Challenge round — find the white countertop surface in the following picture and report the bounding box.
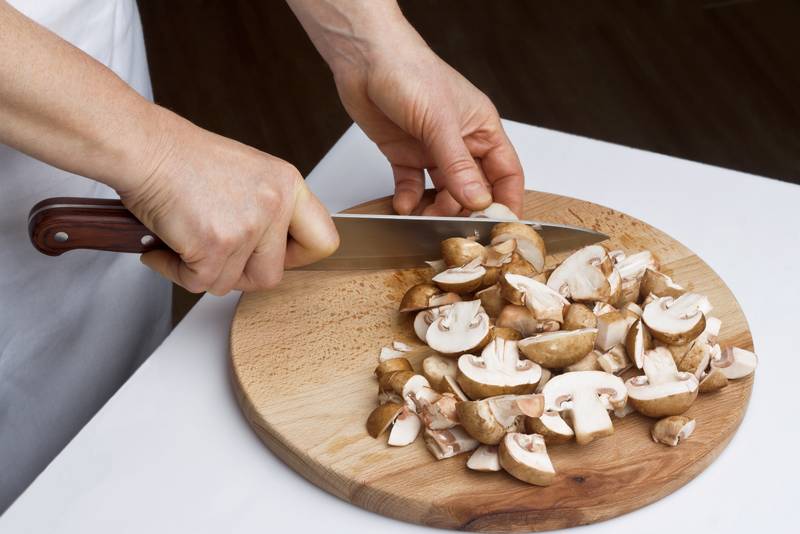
[3,121,799,533]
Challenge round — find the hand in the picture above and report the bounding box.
[331,36,525,216]
[119,108,339,295]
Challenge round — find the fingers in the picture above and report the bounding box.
[477,127,525,216]
[424,122,493,211]
[283,178,339,269]
[391,164,425,215]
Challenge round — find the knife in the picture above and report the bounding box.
[27,197,607,270]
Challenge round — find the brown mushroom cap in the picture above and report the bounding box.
[441,237,486,267]
[525,411,575,444]
[456,338,542,400]
[546,245,612,302]
[643,295,707,345]
[625,348,699,417]
[490,223,546,272]
[475,284,505,318]
[498,433,555,486]
[518,328,598,369]
[562,303,597,331]
[366,402,405,438]
[400,283,441,313]
[457,399,509,445]
[432,259,487,293]
[564,350,603,372]
[651,416,695,447]
[374,358,413,379]
[699,366,729,393]
[490,326,524,341]
[639,269,686,300]
[422,355,458,390]
[496,305,541,338]
[501,252,538,279]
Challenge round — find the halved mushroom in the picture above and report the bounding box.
[457,394,545,444]
[542,370,627,445]
[457,338,542,399]
[710,346,758,379]
[639,269,685,300]
[374,357,413,379]
[490,326,524,342]
[651,416,695,447]
[470,202,519,220]
[496,305,541,337]
[475,284,505,317]
[642,294,707,345]
[466,445,502,472]
[422,355,458,390]
[626,347,699,417]
[413,305,450,342]
[699,366,729,393]
[597,345,631,375]
[518,328,598,369]
[490,223,546,272]
[704,316,722,345]
[547,245,612,302]
[425,259,447,275]
[562,303,597,331]
[498,433,556,486]
[414,389,460,430]
[503,273,569,322]
[441,237,486,267]
[676,339,712,379]
[607,267,623,306]
[564,349,602,372]
[400,283,461,313]
[439,375,470,401]
[432,259,486,293]
[615,251,658,304]
[595,311,630,351]
[501,252,538,279]
[483,239,516,267]
[525,411,574,444]
[625,318,653,369]
[423,426,479,460]
[426,301,490,355]
[387,407,422,446]
[366,402,405,438]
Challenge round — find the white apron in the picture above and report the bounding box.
[0,0,171,511]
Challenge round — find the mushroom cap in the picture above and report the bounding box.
[504,273,569,323]
[426,301,491,355]
[498,433,555,486]
[490,223,546,272]
[470,203,519,220]
[456,399,508,445]
[456,338,542,400]
[496,305,541,337]
[651,416,695,447]
[400,283,442,313]
[625,318,652,369]
[490,326,524,342]
[374,357,413,379]
[466,445,502,472]
[518,328,598,369]
[387,408,422,446]
[366,402,405,438]
[639,268,685,300]
[441,237,486,267]
[422,355,458,390]
[699,366,729,393]
[562,303,597,331]
[525,411,575,444]
[475,283,505,317]
[626,348,699,417]
[564,349,603,372]
[710,346,758,379]
[500,252,539,280]
[643,295,707,345]
[547,245,612,302]
[432,260,486,293]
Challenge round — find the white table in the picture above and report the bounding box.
[3,121,798,533]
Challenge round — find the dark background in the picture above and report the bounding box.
[137,0,800,320]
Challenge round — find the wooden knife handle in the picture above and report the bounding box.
[28,197,167,256]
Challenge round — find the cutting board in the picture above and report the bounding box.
[230,191,754,532]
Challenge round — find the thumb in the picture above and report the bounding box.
[283,179,340,269]
[425,124,492,211]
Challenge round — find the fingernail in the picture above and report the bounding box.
[463,182,492,206]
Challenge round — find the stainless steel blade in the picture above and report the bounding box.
[296,214,608,271]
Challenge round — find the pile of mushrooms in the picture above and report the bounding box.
[366,205,757,486]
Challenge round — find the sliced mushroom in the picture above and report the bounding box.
[439,375,470,401]
[623,302,643,318]
[562,303,597,330]
[400,283,445,313]
[423,426,479,460]
[642,295,706,345]
[432,259,486,293]
[564,349,603,372]
[425,259,447,275]
[525,411,575,444]
[676,339,712,379]
[387,408,422,446]
[496,305,541,337]
[547,245,612,302]
[607,267,623,306]
[475,283,505,317]
[490,326,524,342]
[597,345,632,375]
[518,328,598,369]
[413,305,450,342]
[698,366,729,393]
[366,402,405,438]
[626,347,699,417]
[704,316,722,345]
[501,252,538,279]
[441,237,486,267]
[374,357,413,379]
[426,301,490,355]
[710,346,758,379]
[616,250,658,280]
[378,345,407,362]
[421,355,457,390]
[498,433,556,486]
[470,202,519,220]
[639,269,685,300]
[457,394,545,444]
[483,240,516,268]
[542,370,627,445]
[457,337,542,399]
[595,311,630,351]
[503,273,569,322]
[625,318,653,369]
[651,416,695,447]
[534,368,552,393]
[414,390,460,430]
[490,223,546,272]
[466,445,502,472]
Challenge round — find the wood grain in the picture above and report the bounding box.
[230,191,754,532]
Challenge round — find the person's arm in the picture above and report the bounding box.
[287,0,525,216]
[0,1,338,295]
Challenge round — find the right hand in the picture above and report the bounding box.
[119,107,339,296]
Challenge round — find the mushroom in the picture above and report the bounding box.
[413,389,460,430]
[503,273,570,323]
[564,349,603,372]
[639,269,685,300]
[642,294,707,345]
[698,366,729,393]
[498,433,556,486]
[432,259,486,293]
[625,318,653,369]
[623,302,643,319]
[439,375,470,401]
[534,368,552,393]
[562,303,597,330]
[704,316,722,345]
[483,240,516,267]
[593,302,617,316]
[615,251,658,304]
[426,301,490,355]
[425,259,447,275]
[525,411,575,444]
[547,245,612,302]
[423,426,479,460]
[490,326,524,342]
[625,347,699,417]
[378,345,407,362]
[441,237,486,267]
[374,357,413,379]
[518,328,598,369]
[457,394,545,444]
[542,370,627,445]
[366,402,405,438]
[399,283,461,313]
[496,305,542,337]
[597,345,632,375]
[387,407,422,446]
[501,252,538,279]
[651,416,695,447]
[595,311,630,351]
[710,346,758,379]
[676,339,712,379]
[456,337,542,399]
[607,267,623,306]
[422,355,457,390]
[413,305,450,342]
[490,223,546,272]
[470,202,519,220]
[475,284,505,317]
[466,445,502,472]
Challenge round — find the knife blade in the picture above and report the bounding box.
[27,197,608,269]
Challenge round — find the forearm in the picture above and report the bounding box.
[286,0,425,73]
[0,1,165,193]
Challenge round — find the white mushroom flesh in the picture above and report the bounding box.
[504,273,569,322]
[467,445,502,472]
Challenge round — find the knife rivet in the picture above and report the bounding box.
[140,234,155,246]
[54,231,69,243]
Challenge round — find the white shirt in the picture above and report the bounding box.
[0,0,170,511]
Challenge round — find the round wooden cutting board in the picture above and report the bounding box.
[230,191,754,532]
